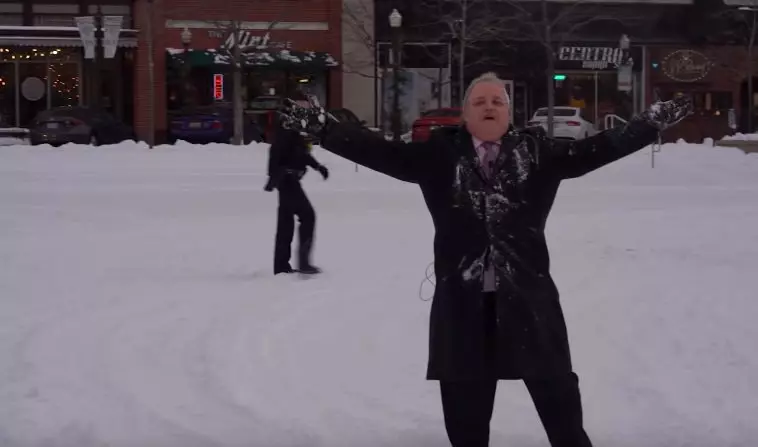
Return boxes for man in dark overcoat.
[278,72,692,446]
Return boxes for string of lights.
[0,48,80,107]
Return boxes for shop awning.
[166,48,339,69]
[0,35,137,47]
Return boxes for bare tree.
[414,0,518,105]
[186,0,290,145]
[483,0,646,136]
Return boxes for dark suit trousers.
[439,293,593,447]
[274,178,315,272]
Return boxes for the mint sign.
[209,30,292,51]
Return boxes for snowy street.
[1,141,757,447]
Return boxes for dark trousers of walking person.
[440,293,593,447]
[274,177,315,273]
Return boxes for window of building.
[0,2,23,25]
[88,5,133,28]
[32,3,78,26]
[656,89,733,116]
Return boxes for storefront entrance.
[0,47,81,127]
[551,44,643,129]
[554,71,636,128]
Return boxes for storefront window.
[0,47,82,126]
[49,62,80,108]
[18,63,47,126]
[243,69,327,108]
[655,90,733,116]
[0,62,16,126]
[554,72,633,124]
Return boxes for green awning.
[166,48,339,69]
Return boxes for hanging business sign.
[556,46,639,71]
[209,30,293,51]
[213,74,224,100]
[662,50,712,82]
[102,15,123,59]
[74,16,96,59]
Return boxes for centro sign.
[209,30,293,50]
[557,46,625,70]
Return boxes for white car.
[527,107,598,140]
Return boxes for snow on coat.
[320,119,659,380]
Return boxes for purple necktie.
[481,142,497,178]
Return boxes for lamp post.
[180,27,192,108]
[740,6,757,133]
[615,33,632,122]
[91,4,103,108]
[389,8,402,142]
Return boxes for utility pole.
[542,0,555,138]
[146,0,155,147]
[231,22,243,145]
[389,9,403,142]
[458,0,467,106]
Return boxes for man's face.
[463,81,511,142]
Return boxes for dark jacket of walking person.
[279,72,692,446]
[264,126,329,275]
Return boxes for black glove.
[277,95,338,138]
[316,164,329,180]
[640,96,693,130]
[263,177,277,192]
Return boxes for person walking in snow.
[277,72,692,446]
[264,119,329,275]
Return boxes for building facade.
[366,0,758,142]
[0,1,137,128]
[133,0,342,143]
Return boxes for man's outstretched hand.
[641,95,693,130]
[316,164,329,180]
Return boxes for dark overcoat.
[320,119,659,380]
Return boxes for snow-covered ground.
[1,140,757,447]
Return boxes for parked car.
[527,106,598,140]
[28,106,135,146]
[411,108,462,142]
[168,103,265,145]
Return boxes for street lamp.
[389,8,402,142]
[181,27,192,47]
[739,6,757,133]
[180,27,192,107]
[619,34,630,51]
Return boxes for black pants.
[440,374,592,447]
[440,292,592,447]
[274,178,315,272]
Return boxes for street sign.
[74,16,96,59]
[103,15,123,59]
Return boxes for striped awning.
[0,36,137,47]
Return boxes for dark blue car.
[168,104,264,144]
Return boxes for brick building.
[133,0,342,143]
[0,1,137,128]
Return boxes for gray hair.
[462,72,511,108]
